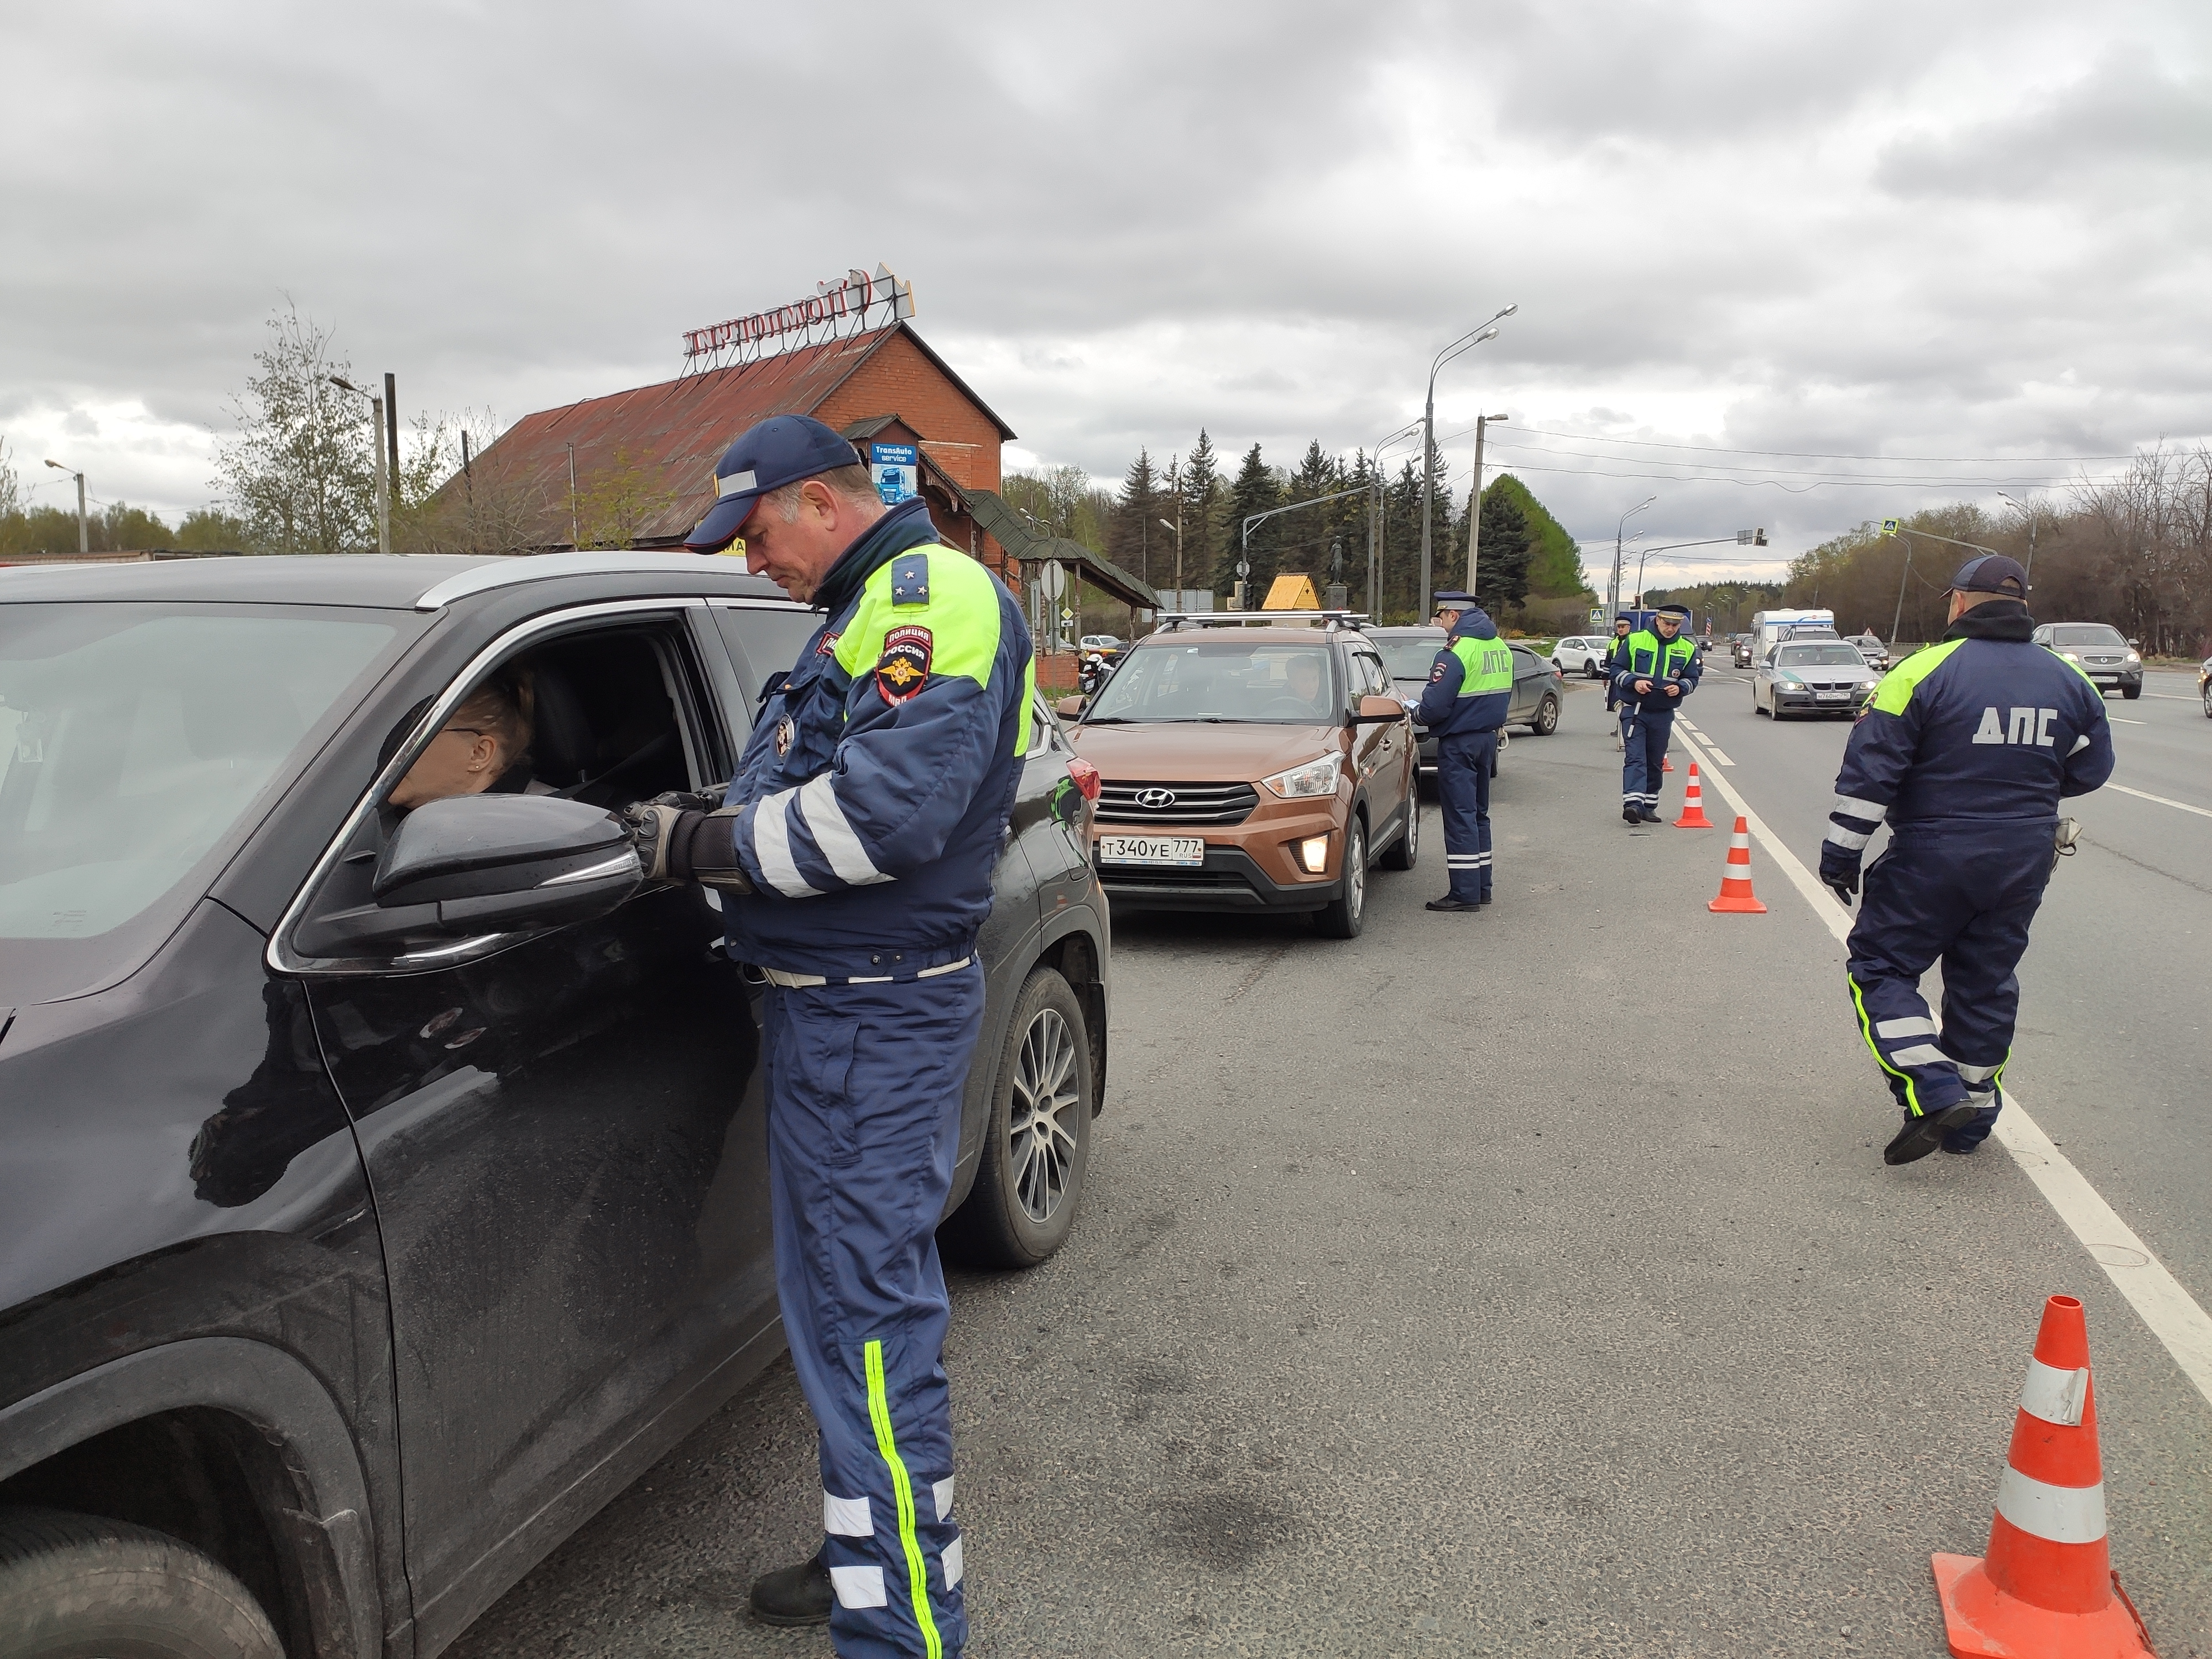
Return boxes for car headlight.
[2058,650,2079,662]
[1261,755,1340,799]
[1774,672,1803,687]
[2124,650,2141,665]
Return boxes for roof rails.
[413,550,760,612]
[1155,610,1372,633]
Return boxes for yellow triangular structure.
[1261,573,1321,610]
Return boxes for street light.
[1464,412,1511,598]
[1368,420,1423,618]
[1996,492,2039,584]
[43,460,87,554]
[1156,518,1184,612]
[1421,301,1516,613]
[1608,496,1657,618]
[328,375,391,554]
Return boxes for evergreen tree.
[1179,430,1224,599]
[1488,473,1590,597]
[1219,441,1282,600]
[1472,483,1535,613]
[1108,447,1166,583]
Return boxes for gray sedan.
[1753,640,1879,719]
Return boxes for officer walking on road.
[628,415,1034,1656]
[1819,555,2113,1165]
[1418,590,1513,911]
[1601,613,1634,750]
[1610,602,1701,822]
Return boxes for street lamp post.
[1156,518,1184,613]
[1608,496,1657,619]
[1421,302,1516,614]
[1996,492,2039,585]
[328,376,391,554]
[1368,419,1423,622]
[42,460,87,554]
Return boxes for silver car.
[1754,639,1879,719]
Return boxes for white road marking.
[1671,726,2212,1410]
[2143,693,2195,701]
[1702,747,1735,766]
[2109,782,2212,820]
[2110,717,2146,725]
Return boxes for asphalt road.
[448,672,2210,1659]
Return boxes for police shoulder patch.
[1429,662,1446,682]
[816,630,840,658]
[875,624,933,705]
[890,552,931,607]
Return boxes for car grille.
[1095,781,1260,826]
[1094,864,1251,889]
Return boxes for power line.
[1483,424,2145,465]
[1481,439,2101,487]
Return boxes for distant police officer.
[1820,555,2113,1165]
[628,415,1034,1656]
[1601,613,1635,750]
[1417,591,1513,911]
[1610,603,1701,823]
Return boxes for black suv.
[0,553,1109,1658]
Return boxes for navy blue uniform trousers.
[1621,705,1676,812]
[1845,824,2052,1150]
[1438,730,1496,902]
[765,965,981,1658]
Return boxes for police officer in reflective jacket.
[628,415,1034,1656]
[1610,603,1701,822]
[1820,555,2112,1165]
[1417,591,1512,911]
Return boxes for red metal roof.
[451,323,1013,549]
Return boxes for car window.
[1,603,397,955]
[1510,645,1540,676]
[1084,640,1338,724]
[712,603,822,715]
[2051,624,2126,647]
[1352,650,1389,700]
[1777,644,1867,666]
[1377,637,1447,680]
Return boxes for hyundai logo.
[1135,788,1177,810]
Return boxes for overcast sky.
[6,0,2208,586]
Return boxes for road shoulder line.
[1671,725,2212,1410]
[2109,782,2212,820]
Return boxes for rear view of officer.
[1610,603,1700,822]
[628,415,1034,1657]
[1820,555,2113,1164]
[1417,591,1512,911]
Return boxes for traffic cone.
[1673,763,1715,829]
[1707,816,1767,913]
[1663,754,1674,773]
[1932,1295,2156,1658]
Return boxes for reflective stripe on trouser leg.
[1438,731,1494,901]
[1622,712,1669,809]
[766,971,977,1658]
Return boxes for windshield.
[1,603,397,978]
[2051,625,2126,647]
[1084,640,1338,723]
[1777,644,1867,667]
[1377,637,1447,680]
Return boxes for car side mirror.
[302,795,641,959]
[1054,695,1086,719]
[1354,694,1407,723]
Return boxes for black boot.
[1636,806,1663,823]
[750,1551,833,1626]
[1884,1103,1980,1166]
[1426,895,1481,911]
[1622,804,1640,824]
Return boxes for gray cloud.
[2,0,2206,570]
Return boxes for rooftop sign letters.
[682,263,916,367]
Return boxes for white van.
[1750,608,1838,663]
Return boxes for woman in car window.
[387,670,546,811]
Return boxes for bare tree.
[574,446,675,549]
[213,302,378,554]
[0,436,21,521]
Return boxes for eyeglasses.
[438,725,488,739]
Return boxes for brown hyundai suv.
[1057,614,1417,938]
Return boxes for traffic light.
[1736,528,1769,546]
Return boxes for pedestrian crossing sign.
[1882,518,1900,535]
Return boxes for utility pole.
[383,372,400,521]
[1156,519,1183,612]
[1464,413,1507,597]
[43,460,87,553]
[565,443,580,550]
[328,377,392,553]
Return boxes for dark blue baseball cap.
[682,415,863,552]
[1950,554,2028,598]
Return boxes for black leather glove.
[1819,845,1860,907]
[623,801,753,891]
[648,783,727,813]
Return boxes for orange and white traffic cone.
[1662,754,1674,773]
[1932,1295,2156,1659]
[1707,816,1767,913]
[1673,763,1715,829]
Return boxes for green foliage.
[213,302,378,554]
[1218,442,1282,598]
[1107,448,1170,582]
[1488,474,1589,597]
[1472,486,1533,612]
[175,508,251,551]
[1003,465,1113,554]
[572,445,676,550]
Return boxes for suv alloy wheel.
[1314,818,1366,938]
[943,967,1092,1267]
[1380,794,1418,870]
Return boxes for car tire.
[2202,682,2212,718]
[1380,795,1418,870]
[1585,660,1603,680]
[942,967,1092,1269]
[2121,685,2141,701]
[0,1506,284,1659]
[1314,817,1366,940]
[1530,693,1559,735]
[1754,690,1767,716]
